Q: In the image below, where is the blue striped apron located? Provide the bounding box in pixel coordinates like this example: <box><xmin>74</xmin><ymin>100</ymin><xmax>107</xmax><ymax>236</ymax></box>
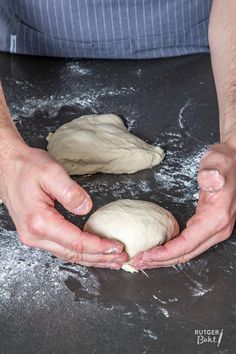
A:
<box><xmin>0</xmin><ymin>0</ymin><xmax>212</xmax><ymax>59</ymax></box>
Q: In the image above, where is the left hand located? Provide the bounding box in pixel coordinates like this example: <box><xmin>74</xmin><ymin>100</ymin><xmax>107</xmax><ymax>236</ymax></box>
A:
<box><xmin>131</xmin><ymin>143</ymin><xmax>236</xmax><ymax>269</ymax></box>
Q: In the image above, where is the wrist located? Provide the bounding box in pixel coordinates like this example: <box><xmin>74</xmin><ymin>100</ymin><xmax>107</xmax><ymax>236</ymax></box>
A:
<box><xmin>0</xmin><ymin>137</ymin><xmax>28</xmax><ymax>195</ymax></box>
<box><xmin>221</xmin><ymin>133</ymin><xmax>236</xmax><ymax>152</ymax></box>
<box><xmin>0</xmin><ymin>135</ymin><xmax>28</xmax><ymax>165</ymax></box>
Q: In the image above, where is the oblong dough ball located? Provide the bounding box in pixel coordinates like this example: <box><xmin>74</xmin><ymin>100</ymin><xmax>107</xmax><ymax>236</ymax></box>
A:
<box><xmin>84</xmin><ymin>199</ymin><xmax>179</xmax><ymax>272</ymax></box>
<box><xmin>46</xmin><ymin>114</ymin><xmax>164</xmax><ymax>175</ymax></box>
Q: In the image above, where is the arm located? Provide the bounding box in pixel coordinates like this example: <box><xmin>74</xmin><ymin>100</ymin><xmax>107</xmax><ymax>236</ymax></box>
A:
<box><xmin>0</xmin><ymin>83</ymin><xmax>126</xmax><ymax>268</ymax></box>
<box><xmin>132</xmin><ymin>1</ymin><xmax>236</xmax><ymax>269</ymax></box>
<box><xmin>209</xmin><ymin>0</ymin><xmax>236</xmax><ymax>147</ymax></box>
<box><xmin>0</xmin><ymin>83</ymin><xmax>24</xmax><ymax>161</ymax></box>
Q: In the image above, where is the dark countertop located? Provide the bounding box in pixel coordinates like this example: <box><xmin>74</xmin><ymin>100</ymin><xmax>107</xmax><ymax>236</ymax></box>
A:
<box><xmin>0</xmin><ymin>53</ymin><xmax>235</xmax><ymax>354</ymax></box>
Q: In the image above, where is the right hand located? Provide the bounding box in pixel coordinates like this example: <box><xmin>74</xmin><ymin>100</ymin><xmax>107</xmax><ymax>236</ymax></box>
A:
<box><xmin>0</xmin><ymin>142</ymin><xmax>127</xmax><ymax>269</ymax></box>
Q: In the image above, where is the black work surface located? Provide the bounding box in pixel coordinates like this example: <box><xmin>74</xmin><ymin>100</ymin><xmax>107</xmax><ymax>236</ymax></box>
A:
<box><xmin>0</xmin><ymin>53</ymin><xmax>235</xmax><ymax>354</ymax></box>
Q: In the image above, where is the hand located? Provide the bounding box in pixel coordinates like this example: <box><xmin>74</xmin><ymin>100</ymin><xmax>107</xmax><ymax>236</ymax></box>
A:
<box><xmin>0</xmin><ymin>142</ymin><xmax>127</xmax><ymax>269</ymax></box>
<box><xmin>132</xmin><ymin>143</ymin><xmax>236</xmax><ymax>269</ymax></box>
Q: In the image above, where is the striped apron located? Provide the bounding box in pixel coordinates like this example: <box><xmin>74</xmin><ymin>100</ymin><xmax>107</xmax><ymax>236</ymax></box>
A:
<box><xmin>0</xmin><ymin>0</ymin><xmax>212</xmax><ymax>59</ymax></box>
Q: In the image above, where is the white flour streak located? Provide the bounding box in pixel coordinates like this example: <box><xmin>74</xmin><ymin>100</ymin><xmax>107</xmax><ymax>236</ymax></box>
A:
<box><xmin>159</xmin><ymin>308</ymin><xmax>170</xmax><ymax>318</ymax></box>
<box><xmin>178</xmin><ymin>98</ymin><xmax>192</xmax><ymax>129</ymax></box>
<box><xmin>192</xmin><ymin>287</ymin><xmax>210</xmax><ymax>297</ymax></box>
<box><xmin>152</xmin><ymin>295</ymin><xmax>167</xmax><ymax>304</ymax></box>
<box><xmin>152</xmin><ymin>295</ymin><xmax>178</xmax><ymax>304</ymax></box>
<box><xmin>143</xmin><ymin>329</ymin><xmax>159</xmax><ymax>341</ymax></box>
<box><xmin>136</xmin><ymin>303</ymin><xmax>147</xmax><ymax>314</ymax></box>
<box><xmin>190</xmin><ymin>279</ymin><xmax>212</xmax><ymax>297</ymax></box>
<box><xmin>173</xmin><ymin>264</ymin><xmax>185</xmax><ymax>272</ymax></box>
<box><xmin>141</xmin><ymin>270</ymin><xmax>149</xmax><ymax>277</ymax></box>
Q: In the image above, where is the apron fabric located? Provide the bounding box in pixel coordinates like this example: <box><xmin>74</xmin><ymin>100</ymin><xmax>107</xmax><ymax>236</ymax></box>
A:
<box><xmin>0</xmin><ymin>0</ymin><xmax>212</xmax><ymax>59</ymax></box>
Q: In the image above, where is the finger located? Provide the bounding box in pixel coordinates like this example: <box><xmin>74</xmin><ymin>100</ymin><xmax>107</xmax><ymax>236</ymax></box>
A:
<box><xmin>197</xmin><ymin>145</ymin><xmax>232</xmax><ymax>193</ymax></box>
<box><xmin>41</xmin><ymin>164</ymin><xmax>92</xmax><ymax>215</ymax></box>
<box><xmin>187</xmin><ymin>193</ymin><xmax>208</xmax><ymax>227</ymax></box>
<box><xmin>190</xmin><ymin>187</ymin><xmax>220</xmax><ymax>223</ymax></box>
<box><xmin>197</xmin><ymin>169</ymin><xmax>225</xmax><ymax>192</ymax></box>
<box><xmin>29</xmin><ymin>207</ymin><xmax>124</xmax><ymax>254</ymax></box>
<box><xmin>199</xmin><ymin>146</ymin><xmax>232</xmax><ymax>175</ymax></box>
<box><xmin>132</xmin><ymin>212</ymin><xmax>226</xmax><ymax>266</ymax></box>
<box><xmin>135</xmin><ymin>223</ymin><xmax>233</xmax><ymax>269</ymax></box>
<box><xmin>77</xmin><ymin>262</ymin><xmax>122</xmax><ymax>269</ymax></box>
<box><xmin>36</xmin><ymin>239</ymin><xmax>127</xmax><ymax>269</ymax></box>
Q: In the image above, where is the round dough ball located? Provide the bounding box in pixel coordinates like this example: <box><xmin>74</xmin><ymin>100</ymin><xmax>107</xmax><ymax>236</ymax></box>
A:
<box><xmin>46</xmin><ymin>114</ymin><xmax>164</xmax><ymax>175</ymax></box>
<box><xmin>84</xmin><ymin>199</ymin><xmax>179</xmax><ymax>273</ymax></box>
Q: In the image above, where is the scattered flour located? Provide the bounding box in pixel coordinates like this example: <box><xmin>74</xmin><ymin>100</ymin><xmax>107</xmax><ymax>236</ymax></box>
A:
<box><xmin>79</xmin><ymin>145</ymin><xmax>210</xmax><ymax>206</ymax></box>
<box><xmin>1</xmin><ymin>66</ymin><xmax>218</xmax><ymax>314</ymax></box>
<box><xmin>154</xmin><ymin>145</ymin><xmax>210</xmax><ymax>204</ymax></box>
<box><xmin>0</xmin><ymin>226</ymin><xmax>99</xmax><ymax>308</ymax></box>
<box><xmin>80</xmin><ymin>177</ymin><xmax>152</xmax><ymax>200</ymax></box>
<box><xmin>65</xmin><ymin>61</ymin><xmax>92</xmax><ymax>75</ymax></box>
<box><xmin>10</xmin><ymin>85</ymin><xmax>137</xmax><ymax>123</ymax></box>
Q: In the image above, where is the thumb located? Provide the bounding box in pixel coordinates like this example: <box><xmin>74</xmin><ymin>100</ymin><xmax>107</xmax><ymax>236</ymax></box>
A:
<box><xmin>198</xmin><ymin>150</ymin><xmax>225</xmax><ymax>192</ymax></box>
<box><xmin>41</xmin><ymin>164</ymin><xmax>92</xmax><ymax>215</ymax></box>
<box><xmin>197</xmin><ymin>168</ymin><xmax>225</xmax><ymax>193</ymax></box>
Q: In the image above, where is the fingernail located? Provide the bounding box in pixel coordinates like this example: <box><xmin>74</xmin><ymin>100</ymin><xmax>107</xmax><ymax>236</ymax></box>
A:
<box><xmin>106</xmin><ymin>243</ymin><xmax>123</xmax><ymax>254</ymax></box>
<box><xmin>74</xmin><ymin>198</ymin><xmax>89</xmax><ymax>214</ymax></box>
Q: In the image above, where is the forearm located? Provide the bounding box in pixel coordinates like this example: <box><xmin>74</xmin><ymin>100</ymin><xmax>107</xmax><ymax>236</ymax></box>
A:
<box><xmin>0</xmin><ymin>83</ymin><xmax>25</xmax><ymax>157</ymax></box>
<box><xmin>209</xmin><ymin>0</ymin><xmax>236</xmax><ymax>148</ymax></box>
<box><xmin>0</xmin><ymin>83</ymin><xmax>26</xmax><ymax>198</ymax></box>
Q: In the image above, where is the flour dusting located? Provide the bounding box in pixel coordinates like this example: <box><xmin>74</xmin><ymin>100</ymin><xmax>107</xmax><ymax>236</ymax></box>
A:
<box><xmin>81</xmin><ymin>177</ymin><xmax>153</xmax><ymax>200</ymax></box>
<box><xmin>154</xmin><ymin>145</ymin><xmax>210</xmax><ymax>203</ymax></box>
<box><xmin>2</xmin><ymin>64</ymin><xmax>221</xmax><ymax>317</ymax></box>
<box><xmin>0</xmin><ymin>226</ymin><xmax>99</xmax><ymax>308</ymax></box>
<box><xmin>10</xmin><ymin>84</ymin><xmax>136</xmax><ymax>123</ymax></box>
<box><xmin>80</xmin><ymin>145</ymin><xmax>210</xmax><ymax>205</ymax></box>
<box><xmin>65</xmin><ymin>61</ymin><xmax>92</xmax><ymax>75</ymax></box>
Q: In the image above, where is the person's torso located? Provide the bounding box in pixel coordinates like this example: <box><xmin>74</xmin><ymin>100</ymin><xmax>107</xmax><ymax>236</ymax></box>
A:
<box><xmin>0</xmin><ymin>0</ymin><xmax>212</xmax><ymax>58</ymax></box>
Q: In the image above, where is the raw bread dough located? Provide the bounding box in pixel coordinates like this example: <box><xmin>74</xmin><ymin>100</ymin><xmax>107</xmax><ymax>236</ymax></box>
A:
<box><xmin>46</xmin><ymin>114</ymin><xmax>164</xmax><ymax>175</ymax></box>
<box><xmin>84</xmin><ymin>199</ymin><xmax>179</xmax><ymax>273</ymax></box>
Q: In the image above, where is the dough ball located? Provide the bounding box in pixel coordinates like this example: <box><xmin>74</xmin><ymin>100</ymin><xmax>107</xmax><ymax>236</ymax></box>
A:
<box><xmin>46</xmin><ymin>114</ymin><xmax>164</xmax><ymax>175</ymax></box>
<box><xmin>84</xmin><ymin>199</ymin><xmax>179</xmax><ymax>273</ymax></box>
